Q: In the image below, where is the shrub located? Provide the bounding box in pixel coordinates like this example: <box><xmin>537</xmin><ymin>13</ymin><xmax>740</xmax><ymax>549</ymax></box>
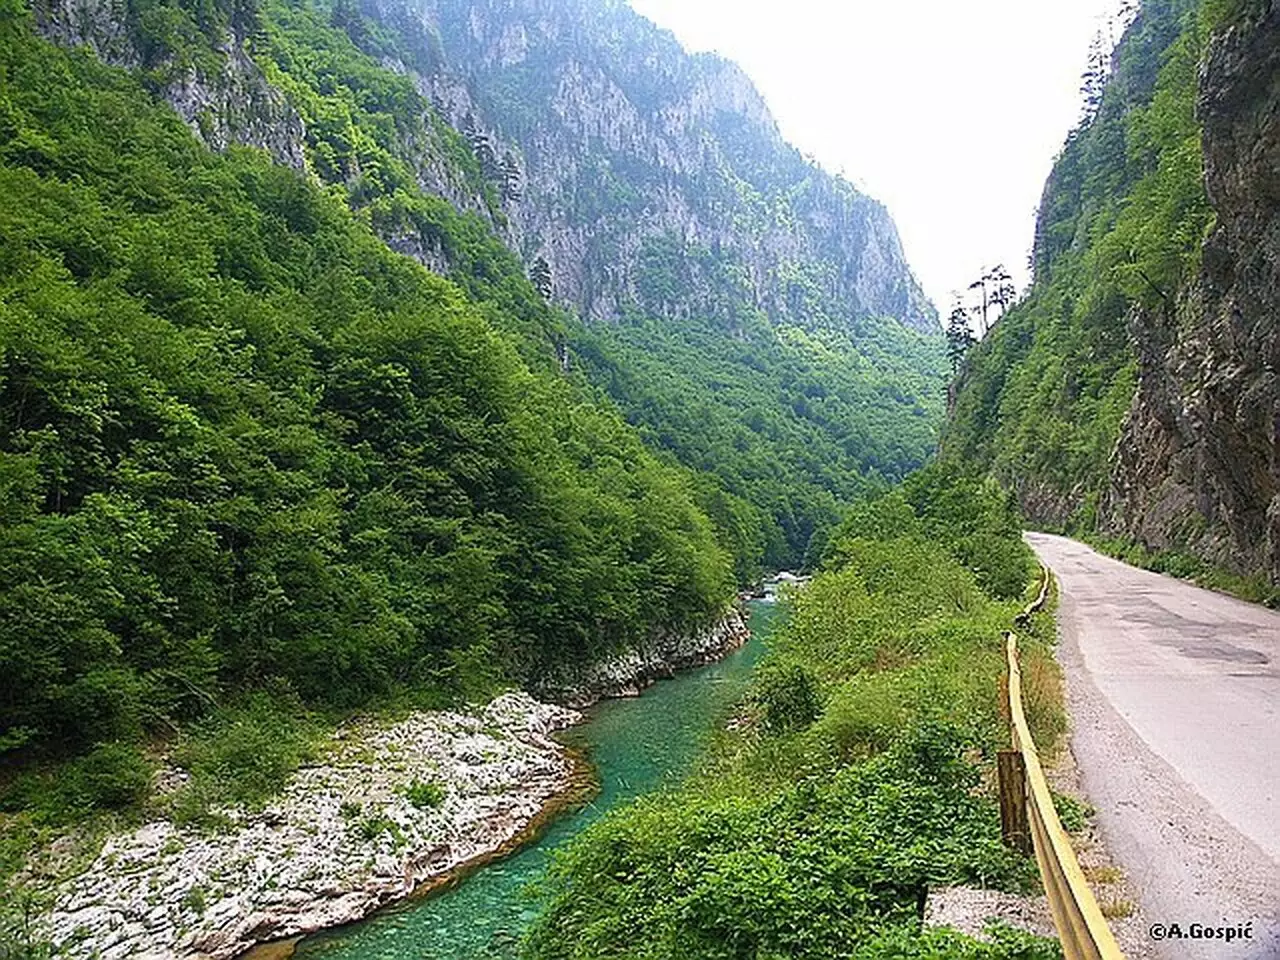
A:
<box><xmin>956</xmin><ymin>532</ymin><xmax>1034</xmax><ymax>601</ymax></box>
<box><xmin>754</xmin><ymin>663</ymin><xmax>822</xmax><ymax>734</ymax></box>
<box><xmin>170</xmin><ymin>692</ymin><xmax>317</xmax><ymax>815</ymax></box>
<box><xmin>64</xmin><ymin>742</ymin><xmax>153</xmax><ymax>811</ymax></box>
<box><xmin>526</xmin><ymin>724</ymin><xmax>1037</xmax><ymax>960</ymax></box>
<box><xmin>403</xmin><ymin>778</ymin><xmax>447</xmax><ymax>809</ymax></box>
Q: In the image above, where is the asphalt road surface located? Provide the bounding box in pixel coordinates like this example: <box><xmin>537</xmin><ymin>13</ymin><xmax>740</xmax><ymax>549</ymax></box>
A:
<box><xmin>1026</xmin><ymin>533</ymin><xmax>1280</xmax><ymax>960</ymax></box>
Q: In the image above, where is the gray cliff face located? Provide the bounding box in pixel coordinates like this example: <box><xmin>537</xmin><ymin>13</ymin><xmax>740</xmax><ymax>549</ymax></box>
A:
<box><xmin>1104</xmin><ymin>4</ymin><xmax>1280</xmax><ymax>583</ymax></box>
<box><xmin>360</xmin><ymin>0</ymin><xmax>937</xmax><ymax>333</ymax></box>
<box><xmin>32</xmin><ymin>0</ymin><xmax>307</xmax><ymax>169</ymax></box>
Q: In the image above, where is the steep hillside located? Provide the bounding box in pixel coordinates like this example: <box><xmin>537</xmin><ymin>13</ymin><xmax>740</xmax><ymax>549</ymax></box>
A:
<box><xmin>347</xmin><ymin>0</ymin><xmax>945</xmax><ymax>567</ymax></box>
<box><xmin>29</xmin><ymin>0</ymin><xmax>946</xmax><ymax>572</ymax></box>
<box><xmin>945</xmin><ymin>0</ymin><xmax>1278</xmax><ymax>591</ymax></box>
<box><xmin>360</xmin><ymin>0</ymin><xmax>936</xmax><ymax>334</ymax></box>
<box><xmin>0</xmin><ymin>0</ymin><xmax>734</xmax><ymax>770</ymax></box>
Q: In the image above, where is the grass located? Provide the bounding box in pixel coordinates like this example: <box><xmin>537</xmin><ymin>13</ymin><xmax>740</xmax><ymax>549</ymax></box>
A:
<box><xmin>403</xmin><ymin>779</ymin><xmax>447</xmax><ymax>809</ymax></box>
<box><xmin>1051</xmin><ymin>791</ymin><xmax>1094</xmax><ymax>834</ymax></box>
<box><xmin>165</xmin><ymin>692</ymin><xmax>322</xmax><ymax>826</ymax></box>
<box><xmin>1085</xmin><ymin>534</ymin><xmax>1280</xmax><ymax>608</ymax></box>
<box><xmin>1084</xmin><ymin>865</ymin><xmax>1123</xmax><ymax>885</ymax></box>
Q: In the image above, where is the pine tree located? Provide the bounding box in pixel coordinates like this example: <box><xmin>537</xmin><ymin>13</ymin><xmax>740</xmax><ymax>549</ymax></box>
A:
<box><xmin>945</xmin><ymin>304</ymin><xmax>975</xmax><ymax>374</ymax></box>
<box><xmin>501</xmin><ymin>151</ymin><xmax>523</xmax><ymax>202</ymax></box>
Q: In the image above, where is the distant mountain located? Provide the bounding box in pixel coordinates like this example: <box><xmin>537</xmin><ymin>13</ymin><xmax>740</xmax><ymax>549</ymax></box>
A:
<box><xmin>362</xmin><ymin>0</ymin><xmax>936</xmax><ymax>334</ymax></box>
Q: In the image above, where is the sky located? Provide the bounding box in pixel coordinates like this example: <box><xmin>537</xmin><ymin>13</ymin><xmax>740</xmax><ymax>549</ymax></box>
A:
<box><xmin>627</xmin><ymin>0</ymin><xmax>1126</xmax><ymax>315</ymax></box>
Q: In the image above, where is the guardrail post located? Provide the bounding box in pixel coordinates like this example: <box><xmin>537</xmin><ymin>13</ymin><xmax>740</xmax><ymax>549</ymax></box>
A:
<box><xmin>997</xmin><ymin>748</ymin><xmax>1031</xmax><ymax>855</ymax></box>
<box><xmin>1003</xmin><ymin>627</ymin><xmax>1126</xmax><ymax>959</ymax></box>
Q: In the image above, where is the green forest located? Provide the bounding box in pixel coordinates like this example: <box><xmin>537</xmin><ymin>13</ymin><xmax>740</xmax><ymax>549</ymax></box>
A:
<box><xmin>255</xmin><ymin>0</ymin><xmax>949</xmax><ymax>576</ymax></box>
<box><xmin>573</xmin><ymin>309</ymin><xmax>945</xmax><ymax>578</ymax></box>
<box><xmin>946</xmin><ymin>0</ymin><xmax>1215</xmax><ymax>525</ymax></box>
<box><xmin>0</xmin><ymin>0</ymin><xmax>735</xmax><ymax>797</ymax></box>
<box><xmin>0</xmin><ymin>0</ymin><xmax>955</xmax><ymax>798</ymax></box>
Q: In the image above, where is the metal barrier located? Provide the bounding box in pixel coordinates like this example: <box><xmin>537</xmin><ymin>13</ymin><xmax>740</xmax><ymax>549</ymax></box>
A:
<box><xmin>1000</xmin><ymin>568</ymin><xmax>1125</xmax><ymax>960</ymax></box>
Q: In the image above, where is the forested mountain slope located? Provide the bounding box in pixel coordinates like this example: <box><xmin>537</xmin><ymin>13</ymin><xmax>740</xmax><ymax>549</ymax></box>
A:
<box><xmin>32</xmin><ymin>0</ymin><xmax>947</xmax><ymax>575</ymax></box>
<box><xmin>0</xmin><ymin>0</ymin><xmax>946</xmax><ymax>773</ymax></box>
<box><xmin>354</xmin><ymin>0</ymin><xmax>945</xmax><ymax>570</ymax></box>
<box><xmin>945</xmin><ymin>0</ymin><xmax>1279</xmax><ymax>592</ymax></box>
<box><xmin>0</xmin><ymin>0</ymin><xmax>736</xmax><ymax>767</ymax></box>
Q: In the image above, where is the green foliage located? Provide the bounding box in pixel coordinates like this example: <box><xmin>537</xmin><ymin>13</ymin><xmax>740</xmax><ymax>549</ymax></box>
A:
<box><xmin>523</xmin><ymin>468</ymin><xmax>1056</xmax><ymax>958</ymax></box>
<box><xmin>0</xmin><ymin>888</ymin><xmax>55</xmax><ymax>960</ymax></box>
<box><xmin>1051</xmin><ymin>791</ymin><xmax>1093</xmax><ymax>835</ymax></box>
<box><xmin>852</xmin><ymin>923</ymin><xmax>1062</xmax><ymax>959</ymax></box>
<box><xmin>573</xmin><ymin>310</ymin><xmax>946</xmax><ymax>571</ymax></box>
<box><xmin>356</xmin><ymin>812</ymin><xmax>403</xmax><ymax>844</ymax></box>
<box><xmin>754</xmin><ymin>663</ymin><xmax>822</xmax><ymax>734</ymax></box>
<box><xmin>526</xmin><ymin>725</ymin><xmax>1039</xmax><ymax>960</ymax></box>
<box><xmin>182</xmin><ymin>884</ymin><xmax>208</xmax><ymax>915</ymax></box>
<box><xmin>825</xmin><ymin>463</ymin><xmax>1031</xmax><ymax>602</ymax></box>
<box><xmin>947</xmin><ymin>1</ymin><xmax>1214</xmax><ymax>529</ymax></box>
<box><xmin>169</xmin><ymin>693</ymin><xmax>318</xmax><ymax>816</ymax></box>
<box><xmin>403</xmin><ymin>778</ymin><xmax>447</xmax><ymax>809</ymax></box>
<box><xmin>1</xmin><ymin>742</ymin><xmax>153</xmax><ymax>821</ymax></box>
<box><xmin>63</xmin><ymin>743</ymin><xmax>154</xmax><ymax>811</ymax></box>
<box><xmin>0</xmin><ymin>8</ymin><xmax>731</xmax><ymax>788</ymax></box>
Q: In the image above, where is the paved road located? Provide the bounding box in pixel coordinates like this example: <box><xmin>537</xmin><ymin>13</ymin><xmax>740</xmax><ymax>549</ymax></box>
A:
<box><xmin>1026</xmin><ymin>533</ymin><xmax>1280</xmax><ymax>960</ymax></box>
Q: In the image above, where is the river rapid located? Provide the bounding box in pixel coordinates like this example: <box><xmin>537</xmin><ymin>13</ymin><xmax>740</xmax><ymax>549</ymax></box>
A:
<box><xmin>292</xmin><ymin>601</ymin><xmax>781</xmax><ymax>960</ymax></box>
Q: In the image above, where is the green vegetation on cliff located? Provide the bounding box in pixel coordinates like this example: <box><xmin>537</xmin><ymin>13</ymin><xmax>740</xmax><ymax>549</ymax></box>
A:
<box><xmin>574</xmin><ymin>310</ymin><xmax>945</xmax><ymax>577</ymax></box>
<box><xmin>250</xmin><ymin>0</ymin><xmax>948</xmax><ymax>573</ymax></box>
<box><xmin>524</xmin><ymin>465</ymin><xmax>1063</xmax><ymax>959</ymax></box>
<box><xmin>945</xmin><ymin>0</ymin><xmax>1212</xmax><ymax>524</ymax></box>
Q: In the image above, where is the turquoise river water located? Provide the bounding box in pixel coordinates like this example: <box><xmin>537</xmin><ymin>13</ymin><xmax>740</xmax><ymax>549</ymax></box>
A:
<box><xmin>293</xmin><ymin>601</ymin><xmax>780</xmax><ymax>960</ymax></box>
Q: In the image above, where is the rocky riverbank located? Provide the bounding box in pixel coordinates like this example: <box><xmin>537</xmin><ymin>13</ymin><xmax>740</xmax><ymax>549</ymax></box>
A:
<box><xmin>532</xmin><ymin>607</ymin><xmax>751</xmax><ymax>707</ymax></box>
<box><xmin>41</xmin><ymin>693</ymin><xmax>580</xmax><ymax>960</ymax></box>
<box><xmin>29</xmin><ymin>611</ymin><xmax>753</xmax><ymax>960</ymax></box>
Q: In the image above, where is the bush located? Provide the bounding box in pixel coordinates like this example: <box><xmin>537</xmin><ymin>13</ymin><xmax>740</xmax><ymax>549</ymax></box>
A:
<box><xmin>754</xmin><ymin>663</ymin><xmax>822</xmax><ymax>734</ymax></box>
<box><xmin>526</xmin><ymin>725</ymin><xmax>1037</xmax><ymax>960</ymax></box>
<box><xmin>404</xmin><ymin>778</ymin><xmax>447</xmax><ymax>809</ymax></box>
<box><xmin>64</xmin><ymin>742</ymin><xmax>153</xmax><ymax>811</ymax></box>
<box><xmin>852</xmin><ymin>922</ymin><xmax>1062</xmax><ymax>959</ymax></box>
<box><xmin>170</xmin><ymin>692</ymin><xmax>318</xmax><ymax>816</ymax></box>
<box><xmin>956</xmin><ymin>532</ymin><xmax>1034</xmax><ymax>601</ymax></box>
<box><xmin>0</xmin><ymin>742</ymin><xmax>152</xmax><ymax>822</ymax></box>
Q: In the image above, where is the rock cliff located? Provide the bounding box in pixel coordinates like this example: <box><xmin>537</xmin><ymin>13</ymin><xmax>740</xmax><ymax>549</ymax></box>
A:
<box><xmin>31</xmin><ymin>0</ymin><xmax>307</xmax><ymax>169</ymax></box>
<box><xmin>361</xmin><ymin>0</ymin><xmax>936</xmax><ymax>333</ymax></box>
<box><xmin>945</xmin><ymin>0</ymin><xmax>1279</xmax><ymax>589</ymax></box>
<box><xmin>30</xmin><ymin>0</ymin><xmax>934</xmax><ymax>336</ymax></box>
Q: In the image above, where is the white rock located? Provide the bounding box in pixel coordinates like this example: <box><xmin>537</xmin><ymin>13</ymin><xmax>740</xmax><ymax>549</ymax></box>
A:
<box><xmin>43</xmin><ymin>692</ymin><xmax>583</xmax><ymax>960</ymax></box>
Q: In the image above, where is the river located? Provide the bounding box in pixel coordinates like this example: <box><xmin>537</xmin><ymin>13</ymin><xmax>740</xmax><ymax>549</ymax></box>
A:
<box><xmin>291</xmin><ymin>601</ymin><xmax>779</xmax><ymax>960</ymax></box>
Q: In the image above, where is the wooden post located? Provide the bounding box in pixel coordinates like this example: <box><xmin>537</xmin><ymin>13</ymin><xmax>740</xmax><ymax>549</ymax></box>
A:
<box><xmin>998</xmin><ymin>748</ymin><xmax>1031</xmax><ymax>855</ymax></box>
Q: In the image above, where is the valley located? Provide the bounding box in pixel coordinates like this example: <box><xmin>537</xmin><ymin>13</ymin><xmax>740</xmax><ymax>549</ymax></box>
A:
<box><xmin>1</xmin><ymin>0</ymin><xmax>1277</xmax><ymax>957</ymax></box>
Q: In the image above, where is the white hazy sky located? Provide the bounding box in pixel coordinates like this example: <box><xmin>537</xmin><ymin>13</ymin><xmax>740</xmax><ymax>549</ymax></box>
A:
<box><xmin>627</xmin><ymin>0</ymin><xmax>1123</xmax><ymax>313</ymax></box>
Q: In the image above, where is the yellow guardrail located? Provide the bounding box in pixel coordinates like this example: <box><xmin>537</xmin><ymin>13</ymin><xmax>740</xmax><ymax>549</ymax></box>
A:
<box><xmin>1002</xmin><ymin>567</ymin><xmax>1125</xmax><ymax>960</ymax></box>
